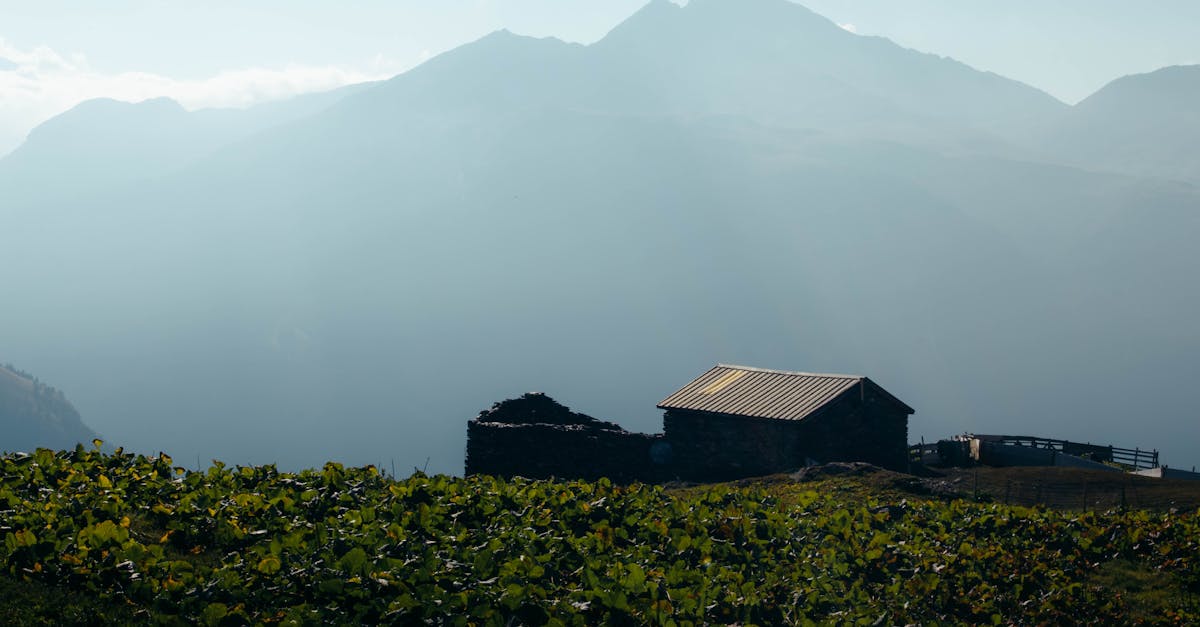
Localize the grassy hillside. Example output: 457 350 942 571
2 447 1198 625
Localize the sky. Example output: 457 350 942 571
1 0 1198 157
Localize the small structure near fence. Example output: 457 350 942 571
1132 466 1200 481
970 435 1159 469
917 433 1164 476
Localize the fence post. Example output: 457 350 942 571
1082 482 1088 511
1004 480 1011 505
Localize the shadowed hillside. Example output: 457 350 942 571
0 364 97 452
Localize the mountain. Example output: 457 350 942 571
0 363 97 452
1031 65 1200 183
327 0 1062 157
0 82 378 206
0 0 1197 473
591 0 1064 135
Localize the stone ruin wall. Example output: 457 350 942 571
465 393 673 483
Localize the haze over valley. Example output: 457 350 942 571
2 0 1197 474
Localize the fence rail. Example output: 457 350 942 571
968 435 1159 470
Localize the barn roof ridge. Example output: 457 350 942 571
716 363 863 379
658 363 913 421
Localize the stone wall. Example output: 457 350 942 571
470 391 624 429
464 393 673 483
466 421 671 483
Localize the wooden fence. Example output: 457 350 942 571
972 435 1158 470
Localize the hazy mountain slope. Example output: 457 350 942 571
1032 65 1200 183
0 98 200 194
315 0 1062 157
0 0 1196 473
0 364 97 452
592 0 1065 136
0 82 379 206
3 107 1195 472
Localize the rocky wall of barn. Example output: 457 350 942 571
797 389 910 471
663 390 909 481
662 410 809 482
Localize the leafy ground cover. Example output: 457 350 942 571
2 445 1199 625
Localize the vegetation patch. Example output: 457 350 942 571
2 445 1199 624
0 571 138 625
1087 559 1198 623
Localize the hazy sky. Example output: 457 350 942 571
1 0 1198 157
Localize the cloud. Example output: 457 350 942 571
0 37 410 158
838 23 858 34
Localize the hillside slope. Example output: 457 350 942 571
1031 65 1200 183
0 82 378 206
0 364 97 452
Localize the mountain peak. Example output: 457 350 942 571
27 97 186 142
654 0 833 27
481 28 518 41
472 28 573 48
70 96 184 115
680 0 843 37
416 27 575 69
600 0 848 53
1078 64 1200 115
1093 64 1200 92
684 0 824 17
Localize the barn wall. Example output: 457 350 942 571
663 387 909 481
800 389 910 471
662 411 806 482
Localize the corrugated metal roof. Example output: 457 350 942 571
657 364 912 421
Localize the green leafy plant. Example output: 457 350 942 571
2 444 1198 624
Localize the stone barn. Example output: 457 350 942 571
658 364 913 481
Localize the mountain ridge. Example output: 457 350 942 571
0 82 380 202
1030 63 1200 183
